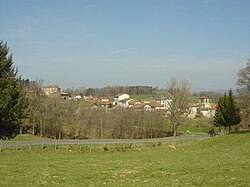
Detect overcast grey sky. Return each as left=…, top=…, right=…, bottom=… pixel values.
left=0, top=0, right=249, bottom=90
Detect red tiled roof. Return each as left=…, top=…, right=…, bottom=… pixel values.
left=97, top=101, right=113, bottom=105
left=134, top=103, right=145, bottom=109
left=43, top=85, right=59, bottom=88
left=128, top=99, right=138, bottom=105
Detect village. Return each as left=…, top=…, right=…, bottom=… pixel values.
left=42, top=85, right=217, bottom=119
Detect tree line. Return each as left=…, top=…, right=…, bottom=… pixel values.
left=23, top=84, right=166, bottom=139
left=64, top=85, right=157, bottom=98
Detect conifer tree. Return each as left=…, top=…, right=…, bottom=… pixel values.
left=213, top=89, right=241, bottom=132
left=227, top=89, right=241, bottom=132
left=213, top=96, right=226, bottom=128
left=0, top=41, right=29, bottom=139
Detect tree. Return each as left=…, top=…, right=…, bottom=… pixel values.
left=166, top=78, right=190, bottom=136
left=237, top=60, right=250, bottom=128
left=0, top=41, right=29, bottom=139
left=213, top=95, right=227, bottom=129
left=213, top=89, right=241, bottom=132
left=85, top=88, right=95, bottom=96
left=23, top=79, right=47, bottom=135
left=227, top=89, right=241, bottom=132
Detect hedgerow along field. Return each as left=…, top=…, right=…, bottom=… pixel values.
left=0, top=132, right=249, bottom=186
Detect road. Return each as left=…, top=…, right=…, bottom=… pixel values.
left=0, top=135, right=211, bottom=147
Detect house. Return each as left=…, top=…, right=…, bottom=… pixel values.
left=199, top=102, right=217, bottom=118
left=133, top=102, right=164, bottom=111
left=128, top=99, right=141, bottom=107
left=42, top=85, right=61, bottom=95
left=149, top=102, right=165, bottom=110
left=134, top=103, right=148, bottom=111
left=60, top=92, right=70, bottom=100
left=186, top=103, right=199, bottom=118
left=199, top=107, right=216, bottom=118
left=199, top=96, right=210, bottom=108
left=84, top=95, right=99, bottom=101
left=114, top=93, right=130, bottom=107
left=186, top=96, right=217, bottom=118
left=114, top=93, right=130, bottom=102
left=91, top=99, right=113, bottom=109
left=156, top=95, right=172, bottom=110
left=74, top=95, right=82, bottom=100
left=96, top=100, right=113, bottom=108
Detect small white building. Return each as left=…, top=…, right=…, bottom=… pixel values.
left=199, top=96, right=210, bottom=108
left=74, top=95, right=82, bottom=100
left=156, top=95, right=172, bottom=110
left=114, top=93, right=130, bottom=107
left=42, top=85, right=61, bottom=95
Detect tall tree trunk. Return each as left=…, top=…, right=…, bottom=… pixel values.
left=32, top=114, right=35, bottom=135
left=40, top=119, right=43, bottom=137
left=172, top=127, right=177, bottom=136
left=172, top=121, right=177, bottom=136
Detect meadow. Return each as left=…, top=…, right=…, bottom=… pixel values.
left=0, top=132, right=249, bottom=186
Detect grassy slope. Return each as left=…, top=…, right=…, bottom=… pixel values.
left=6, top=134, right=50, bottom=141
left=0, top=132, right=249, bottom=186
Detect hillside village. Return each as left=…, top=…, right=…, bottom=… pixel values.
left=42, top=85, right=217, bottom=118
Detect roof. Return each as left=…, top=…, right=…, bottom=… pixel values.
left=128, top=99, right=139, bottom=105
left=199, top=96, right=208, bottom=99
left=43, top=85, right=60, bottom=89
left=134, top=103, right=146, bottom=109
left=133, top=102, right=164, bottom=109
left=149, top=102, right=164, bottom=108
left=119, top=98, right=130, bottom=103
left=96, top=101, right=113, bottom=105
left=60, top=92, right=70, bottom=96
left=115, top=93, right=129, bottom=97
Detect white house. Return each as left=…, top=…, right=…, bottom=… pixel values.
left=114, top=93, right=130, bottom=102
left=199, top=96, right=210, bottom=108
left=42, top=85, right=61, bottom=95
left=114, top=93, right=130, bottom=107
left=186, top=103, right=199, bottom=118
left=186, top=96, right=217, bottom=118
left=74, top=95, right=82, bottom=100
left=156, top=95, right=172, bottom=110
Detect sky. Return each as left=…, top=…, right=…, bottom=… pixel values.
left=1, top=0, right=250, bottom=91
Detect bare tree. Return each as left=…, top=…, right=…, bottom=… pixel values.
left=23, top=79, right=46, bottom=135
left=237, top=60, right=250, bottom=128
left=166, top=78, right=190, bottom=136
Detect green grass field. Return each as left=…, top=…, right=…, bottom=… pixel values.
left=0, top=132, right=249, bottom=186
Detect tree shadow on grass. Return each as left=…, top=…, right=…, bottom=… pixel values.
left=232, top=130, right=250, bottom=134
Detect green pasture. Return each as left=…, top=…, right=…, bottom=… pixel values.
left=0, top=132, right=249, bottom=186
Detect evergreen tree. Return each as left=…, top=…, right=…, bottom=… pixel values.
left=0, top=41, right=29, bottom=139
left=213, top=89, right=241, bottom=132
left=213, top=96, right=226, bottom=128
left=227, top=89, right=241, bottom=132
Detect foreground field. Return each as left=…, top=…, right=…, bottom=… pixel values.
left=0, top=132, right=249, bottom=186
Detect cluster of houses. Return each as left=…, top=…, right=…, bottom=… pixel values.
left=42, top=85, right=217, bottom=118
left=187, top=96, right=217, bottom=118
